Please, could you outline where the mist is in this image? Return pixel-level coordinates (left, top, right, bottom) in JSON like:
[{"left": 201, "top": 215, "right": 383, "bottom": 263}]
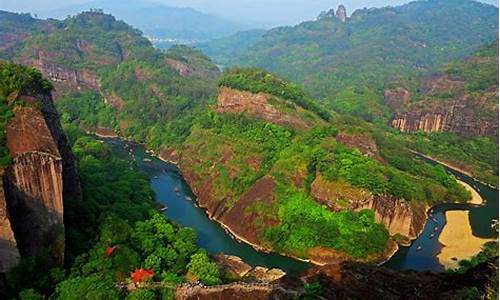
[{"left": 1, "top": 0, "right": 498, "bottom": 26}]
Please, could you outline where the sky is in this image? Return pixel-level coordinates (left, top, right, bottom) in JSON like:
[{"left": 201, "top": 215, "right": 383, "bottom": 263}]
[{"left": 0, "top": 0, "right": 498, "bottom": 26}]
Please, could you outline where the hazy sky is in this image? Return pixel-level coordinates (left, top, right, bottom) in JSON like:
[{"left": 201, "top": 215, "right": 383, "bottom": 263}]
[{"left": 1, "top": 0, "right": 498, "bottom": 25}]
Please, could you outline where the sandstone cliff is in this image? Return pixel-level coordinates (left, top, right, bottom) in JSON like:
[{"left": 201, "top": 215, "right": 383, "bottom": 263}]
[
  {"left": 390, "top": 92, "right": 499, "bottom": 137},
  {"left": 0, "top": 175, "right": 20, "bottom": 272},
  {"left": 388, "top": 51, "right": 499, "bottom": 137},
  {"left": 0, "top": 93, "right": 80, "bottom": 269},
  {"left": 217, "top": 87, "right": 323, "bottom": 130},
  {"left": 310, "top": 175, "right": 427, "bottom": 241}
]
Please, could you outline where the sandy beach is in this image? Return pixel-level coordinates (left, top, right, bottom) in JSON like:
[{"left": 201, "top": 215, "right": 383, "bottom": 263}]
[
  {"left": 457, "top": 180, "right": 483, "bottom": 205},
  {"left": 437, "top": 211, "right": 496, "bottom": 269}
]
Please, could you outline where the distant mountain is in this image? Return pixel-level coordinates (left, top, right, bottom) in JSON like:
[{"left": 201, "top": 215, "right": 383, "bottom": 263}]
[
  {"left": 197, "top": 29, "right": 266, "bottom": 66},
  {"left": 203, "top": 0, "right": 498, "bottom": 121},
  {"left": 39, "top": 0, "right": 251, "bottom": 44}
]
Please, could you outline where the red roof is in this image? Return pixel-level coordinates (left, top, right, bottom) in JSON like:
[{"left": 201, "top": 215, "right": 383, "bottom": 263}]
[{"left": 130, "top": 268, "right": 155, "bottom": 283}]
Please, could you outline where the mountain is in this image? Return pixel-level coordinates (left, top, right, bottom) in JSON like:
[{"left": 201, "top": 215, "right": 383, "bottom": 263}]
[
  {"left": 197, "top": 29, "right": 266, "bottom": 66},
  {"left": 0, "top": 10, "right": 221, "bottom": 142},
  {"left": 0, "top": 62, "right": 81, "bottom": 272},
  {"left": 39, "top": 0, "right": 251, "bottom": 45},
  {"left": 0, "top": 9, "right": 480, "bottom": 263},
  {"left": 390, "top": 41, "right": 499, "bottom": 137},
  {"left": 202, "top": 0, "right": 498, "bottom": 122}
]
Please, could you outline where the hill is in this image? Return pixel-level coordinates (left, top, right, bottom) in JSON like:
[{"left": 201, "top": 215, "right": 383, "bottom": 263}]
[
  {"left": 0, "top": 10, "right": 220, "bottom": 142},
  {"left": 39, "top": 0, "right": 251, "bottom": 45},
  {"left": 203, "top": 0, "right": 498, "bottom": 122}
]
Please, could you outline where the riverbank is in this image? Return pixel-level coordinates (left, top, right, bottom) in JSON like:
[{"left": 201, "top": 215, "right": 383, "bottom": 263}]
[
  {"left": 437, "top": 210, "right": 496, "bottom": 269},
  {"left": 411, "top": 151, "right": 498, "bottom": 190},
  {"left": 457, "top": 180, "right": 483, "bottom": 205}
]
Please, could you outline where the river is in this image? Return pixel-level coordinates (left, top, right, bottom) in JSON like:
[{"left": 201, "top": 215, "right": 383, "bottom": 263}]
[{"left": 104, "top": 138, "right": 498, "bottom": 274}]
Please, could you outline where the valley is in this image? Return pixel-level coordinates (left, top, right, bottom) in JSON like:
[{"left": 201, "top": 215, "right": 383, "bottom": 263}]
[{"left": 0, "top": 0, "right": 498, "bottom": 299}]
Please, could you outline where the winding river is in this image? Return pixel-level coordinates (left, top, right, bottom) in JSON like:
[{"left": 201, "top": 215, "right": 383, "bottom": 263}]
[{"left": 104, "top": 138, "right": 498, "bottom": 274}]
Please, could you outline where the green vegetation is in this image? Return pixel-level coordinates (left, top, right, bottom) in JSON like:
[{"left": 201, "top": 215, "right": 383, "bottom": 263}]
[
  {"left": 2, "top": 11, "right": 220, "bottom": 143},
  {"left": 0, "top": 62, "right": 53, "bottom": 167},
  {"left": 5, "top": 123, "right": 222, "bottom": 299},
  {"left": 204, "top": 0, "right": 498, "bottom": 121},
  {"left": 219, "top": 68, "right": 331, "bottom": 121},
  {"left": 264, "top": 194, "right": 388, "bottom": 258},
  {"left": 453, "top": 242, "right": 499, "bottom": 300},
  {"left": 58, "top": 91, "right": 118, "bottom": 131},
  {"left": 408, "top": 132, "right": 499, "bottom": 187}
]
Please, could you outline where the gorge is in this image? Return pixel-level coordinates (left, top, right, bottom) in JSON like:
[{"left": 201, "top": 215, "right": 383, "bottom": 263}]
[{"left": 105, "top": 136, "right": 498, "bottom": 273}]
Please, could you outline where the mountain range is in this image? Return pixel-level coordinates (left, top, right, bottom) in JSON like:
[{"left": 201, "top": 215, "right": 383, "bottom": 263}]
[{"left": 38, "top": 0, "right": 253, "bottom": 45}]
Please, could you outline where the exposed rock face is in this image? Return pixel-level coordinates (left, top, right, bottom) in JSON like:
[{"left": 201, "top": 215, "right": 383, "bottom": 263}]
[
  {"left": 0, "top": 94, "right": 80, "bottom": 266},
  {"left": 389, "top": 71, "right": 499, "bottom": 137},
  {"left": 213, "top": 254, "right": 286, "bottom": 282},
  {"left": 310, "top": 175, "right": 426, "bottom": 239},
  {"left": 336, "top": 5, "right": 348, "bottom": 22},
  {"left": 287, "top": 258, "right": 499, "bottom": 299},
  {"left": 391, "top": 94, "right": 499, "bottom": 136},
  {"left": 177, "top": 258, "right": 499, "bottom": 299},
  {"left": 336, "top": 133, "right": 382, "bottom": 161},
  {"left": 214, "top": 255, "right": 253, "bottom": 279},
  {"left": 0, "top": 176, "right": 20, "bottom": 272},
  {"left": 217, "top": 87, "right": 313, "bottom": 130},
  {"left": 31, "top": 59, "right": 100, "bottom": 95},
  {"left": 384, "top": 88, "right": 410, "bottom": 110}
]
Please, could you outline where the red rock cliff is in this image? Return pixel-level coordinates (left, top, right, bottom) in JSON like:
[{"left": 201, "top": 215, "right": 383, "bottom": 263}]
[{"left": 1, "top": 94, "right": 81, "bottom": 266}]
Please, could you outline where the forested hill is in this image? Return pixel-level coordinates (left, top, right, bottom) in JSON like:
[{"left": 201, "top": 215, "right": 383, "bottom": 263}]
[
  {"left": 203, "top": 0, "right": 498, "bottom": 121},
  {"left": 0, "top": 10, "right": 221, "bottom": 142}
]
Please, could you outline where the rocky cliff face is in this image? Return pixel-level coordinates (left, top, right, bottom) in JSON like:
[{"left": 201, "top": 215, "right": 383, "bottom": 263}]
[
  {"left": 310, "top": 175, "right": 426, "bottom": 240},
  {"left": 384, "top": 88, "right": 411, "bottom": 110},
  {"left": 0, "top": 175, "right": 20, "bottom": 272},
  {"left": 217, "top": 87, "right": 319, "bottom": 130},
  {"left": 391, "top": 92, "right": 499, "bottom": 136},
  {"left": 0, "top": 94, "right": 80, "bottom": 268},
  {"left": 336, "top": 5, "right": 348, "bottom": 22}
]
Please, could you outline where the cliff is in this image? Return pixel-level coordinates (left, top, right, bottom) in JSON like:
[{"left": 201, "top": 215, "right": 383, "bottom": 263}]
[
  {"left": 0, "top": 174, "right": 20, "bottom": 272},
  {"left": 310, "top": 175, "right": 427, "bottom": 241},
  {"left": 0, "top": 92, "right": 80, "bottom": 269},
  {"left": 389, "top": 44, "right": 499, "bottom": 137},
  {"left": 390, "top": 92, "right": 499, "bottom": 136},
  {"left": 217, "top": 87, "right": 322, "bottom": 130}
]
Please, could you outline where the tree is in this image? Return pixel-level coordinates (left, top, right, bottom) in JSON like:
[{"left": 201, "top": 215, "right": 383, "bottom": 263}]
[{"left": 187, "top": 251, "right": 221, "bottom": 286}]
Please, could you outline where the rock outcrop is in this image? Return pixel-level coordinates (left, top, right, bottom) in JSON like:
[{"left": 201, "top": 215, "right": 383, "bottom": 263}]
[
  {"left": 391, "top": 93, "right": 499, "bottom": 136},
  {"left": 384, "top": 88, "right": 411, "bottom": 110},
  {"left": 177, "top": 258, "right": 499, "bottom": 300},
  {"left": 0, "top": 175, "right": 20, "bottom": 272},
  {"left": 217, "top": 87, "right": 319, "bottom": 130},
  {"left": 310, "top": 175, "right": 426, "bottom": 240},
  {"left": 0, "top": 93, "right": 80, "bottom": 268},
  {"left": 214, "top": 254, "right": 286, "bottom": 283},
  {"left": 336, "top": 5, "right": 348, "bottom": 22}
]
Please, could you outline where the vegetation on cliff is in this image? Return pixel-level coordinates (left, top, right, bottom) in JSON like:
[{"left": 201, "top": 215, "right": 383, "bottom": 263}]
[
  {"left": 0, "top": 62, "right": 53, "bottom": 167},
  {"left": 1, "top": 10, "right": 220, "bottom": 143},
  {"left": 177, "top": 69, "right": 470, "bottom": 260},
  {"left": 203, "top": 0, "right": 498, "bottom": 121}
]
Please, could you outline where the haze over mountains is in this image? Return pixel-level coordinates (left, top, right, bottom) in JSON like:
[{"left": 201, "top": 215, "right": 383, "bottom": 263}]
[{"left": 35, "top": 0, "right": 252, "bottom": 45}]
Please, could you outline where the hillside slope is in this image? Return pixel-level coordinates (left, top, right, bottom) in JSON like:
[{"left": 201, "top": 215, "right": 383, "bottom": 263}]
[
  {"left": 204, "top": 0, "right": 498, "bottom": 122},
  {"left": 40, "top": 0, "right": 250, "bottom": 44},
  {"left": 0, "top": 10, "right": 220, "bottom": 142}
]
